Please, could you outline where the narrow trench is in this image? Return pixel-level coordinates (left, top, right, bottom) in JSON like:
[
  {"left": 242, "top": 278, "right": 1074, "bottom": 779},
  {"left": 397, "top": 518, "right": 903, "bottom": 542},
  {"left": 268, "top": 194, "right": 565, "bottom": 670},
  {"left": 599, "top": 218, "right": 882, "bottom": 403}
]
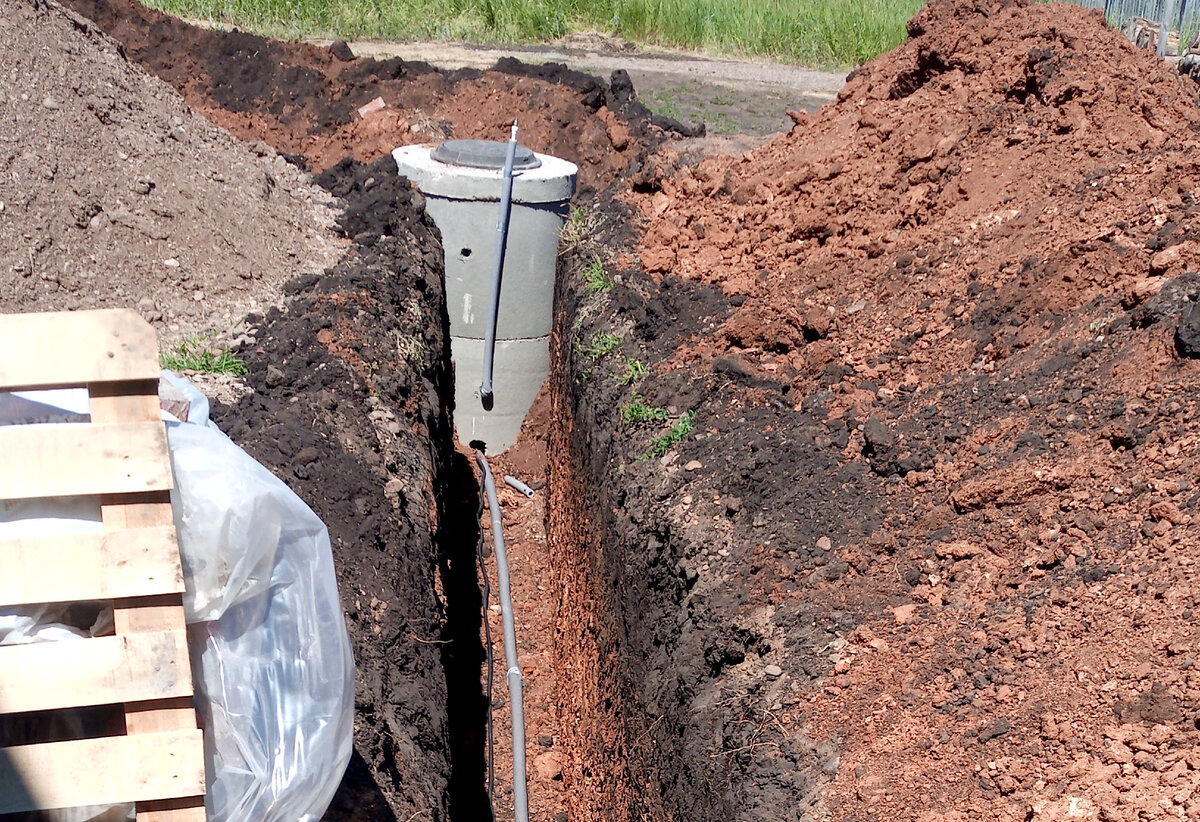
[
  {"left": 437, "top": 449, "right": 491, "bottom": 820},
  {"left": 435, "top": 241, "right": 600, "bottom": 822}
]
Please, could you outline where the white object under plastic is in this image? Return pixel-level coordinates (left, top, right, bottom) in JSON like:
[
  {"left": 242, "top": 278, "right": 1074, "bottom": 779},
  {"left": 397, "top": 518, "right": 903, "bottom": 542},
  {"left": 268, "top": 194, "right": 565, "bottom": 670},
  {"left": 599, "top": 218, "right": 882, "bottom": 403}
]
[{"left": 0, "top": 376, "right": 354, "bottom": 822}]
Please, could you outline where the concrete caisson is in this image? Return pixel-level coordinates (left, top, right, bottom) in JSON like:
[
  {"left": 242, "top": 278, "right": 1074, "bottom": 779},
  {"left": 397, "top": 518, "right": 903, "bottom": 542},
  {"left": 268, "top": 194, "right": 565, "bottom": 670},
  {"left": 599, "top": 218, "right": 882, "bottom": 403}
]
[{"left": 393, "top": 141, "right": 577, "bottom": 453}]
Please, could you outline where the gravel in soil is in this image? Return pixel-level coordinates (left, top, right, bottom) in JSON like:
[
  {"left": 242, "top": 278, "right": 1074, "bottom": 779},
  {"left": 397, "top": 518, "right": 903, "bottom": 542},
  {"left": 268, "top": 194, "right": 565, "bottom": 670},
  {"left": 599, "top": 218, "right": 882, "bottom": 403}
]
[
  {"left": 554, "top": 0, "right": 1200, "bottom": 820},
  {"left": 0, "top": 0, "right": 340, "bottom": 343}
]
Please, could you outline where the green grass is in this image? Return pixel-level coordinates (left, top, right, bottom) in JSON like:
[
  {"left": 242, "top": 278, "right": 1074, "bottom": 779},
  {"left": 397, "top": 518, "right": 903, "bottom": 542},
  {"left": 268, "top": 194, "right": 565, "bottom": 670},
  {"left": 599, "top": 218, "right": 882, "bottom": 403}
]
[
  {"left": 161, "top": 336, "right": 248, "bottom": 375},
  {"left": 621, "top": 396, "right": 669, "bottom": 424},
  {"left": 615, "top": 356, "right": 648, "bottom": 386},
  {"left": 581, "top": 330, "right": 621, "bottom": 360},
  {"left": 147, "top": 0, "right": 924, "bottom": 68},
  {"left": 642, "top": 410, "right": 696, "bottom": 459},
  {"left": 560, "top": 204, "right": 602, "bottom": 256},
  {"left": 584, "top": 255, "right": 614, "bottom": 295}
]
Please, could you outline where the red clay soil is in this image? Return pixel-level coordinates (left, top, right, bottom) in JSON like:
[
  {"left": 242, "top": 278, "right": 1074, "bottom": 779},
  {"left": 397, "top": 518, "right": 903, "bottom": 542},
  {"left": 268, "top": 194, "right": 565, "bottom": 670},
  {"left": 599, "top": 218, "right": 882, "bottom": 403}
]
[
  {"left": 65, "top": 0, "right": 652, "bottom": 191},
  {"left": 550, "top": 1, "right": 1200, "bottom": 821}
]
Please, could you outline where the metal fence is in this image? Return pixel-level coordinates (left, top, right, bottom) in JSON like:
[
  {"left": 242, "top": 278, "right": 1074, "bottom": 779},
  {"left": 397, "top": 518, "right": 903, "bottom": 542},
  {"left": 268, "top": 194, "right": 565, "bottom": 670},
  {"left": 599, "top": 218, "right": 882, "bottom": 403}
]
[{"left": 1070, "top": 0, "right": 1198, "bottom": 53}]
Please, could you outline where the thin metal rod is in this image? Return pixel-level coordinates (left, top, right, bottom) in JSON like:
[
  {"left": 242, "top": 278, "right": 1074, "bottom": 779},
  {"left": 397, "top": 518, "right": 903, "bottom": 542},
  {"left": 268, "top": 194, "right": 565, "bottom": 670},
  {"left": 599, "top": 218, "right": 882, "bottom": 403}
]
[
  {"left": 479, "top": 121, "right": 519, "bottom": 411},
  {"left": 475, "top": 451, "right": 529, "bottom": 822}
]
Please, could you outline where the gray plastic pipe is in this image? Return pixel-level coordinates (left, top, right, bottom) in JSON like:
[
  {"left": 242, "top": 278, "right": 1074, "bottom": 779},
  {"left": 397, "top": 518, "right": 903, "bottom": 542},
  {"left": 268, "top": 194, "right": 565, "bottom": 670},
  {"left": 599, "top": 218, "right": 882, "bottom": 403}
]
[
  {"left": 479, "top": 121, "right": 519, "bottom": 411},
  {"left": 475, "top": 451, "right": 529, "bottom": 822}
]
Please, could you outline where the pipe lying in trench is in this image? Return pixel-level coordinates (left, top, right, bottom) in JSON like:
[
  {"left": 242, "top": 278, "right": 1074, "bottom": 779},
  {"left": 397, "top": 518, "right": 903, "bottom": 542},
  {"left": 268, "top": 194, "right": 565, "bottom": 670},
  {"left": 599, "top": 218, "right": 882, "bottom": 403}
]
[
  {"left": 504, "top": 475, "right": 535, "bottom": 498},
  {"left": 478, "top": 120, "right": 519, "bottom": 411},
  {"left": 475, "top": 450, "right": 529, "bottom": 822}
]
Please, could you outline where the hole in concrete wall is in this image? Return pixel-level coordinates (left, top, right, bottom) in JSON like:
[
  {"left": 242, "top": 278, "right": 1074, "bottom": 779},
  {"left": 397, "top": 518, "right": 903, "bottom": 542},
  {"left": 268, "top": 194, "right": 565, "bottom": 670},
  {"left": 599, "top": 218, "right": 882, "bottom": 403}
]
[{"left": 460, "top": 247, "right": 472, "bottom": 258}]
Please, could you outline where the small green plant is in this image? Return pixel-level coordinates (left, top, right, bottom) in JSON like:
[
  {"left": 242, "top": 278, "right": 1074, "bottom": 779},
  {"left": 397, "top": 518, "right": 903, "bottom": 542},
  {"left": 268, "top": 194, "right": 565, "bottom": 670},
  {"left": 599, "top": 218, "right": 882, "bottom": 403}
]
[
  {"left": 581, "top": 331, "right": 621, "bottom": 361},
  {"left": 615, "top": 357, "right": 648, "bottom": 386},
  {"left": 584, "top": 255, "right": 614, "bottom": 295},
  {"left": 642, "top": 410, "right": 697, "bottom": 460},
  {"left": 621, "top": 396, "right": 669, "bottom": 424},
  {"left": 160, "top": 336, "right": 248, "bottom": 376},
  {"left": 395, "top": 332, "right": 425, "bottom": 367},
  {"left": 560, "top": 204, "right": 602, "bottom": 255}
]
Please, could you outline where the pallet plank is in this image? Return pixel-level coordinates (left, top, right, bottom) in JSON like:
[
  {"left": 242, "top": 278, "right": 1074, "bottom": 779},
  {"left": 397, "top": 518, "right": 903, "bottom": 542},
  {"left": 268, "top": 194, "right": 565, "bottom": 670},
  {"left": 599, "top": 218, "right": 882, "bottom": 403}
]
[
  {"left": 0, "top": 729, "right": 205, "bottom": 814},
  {"left": 0, "top": 630, "right": 192, "bottom": 715},
  {"left": 0, "top": 421, "right": 172, "bottom": 500},
  {"left": 0, "top": 525, "right": 184, "bottom": 607},
  {"left": 89, "top": 385, "right": 206, "bottom": 821},
  {"left": 0, "top": 310, "right": 159, "bottom": 391}
]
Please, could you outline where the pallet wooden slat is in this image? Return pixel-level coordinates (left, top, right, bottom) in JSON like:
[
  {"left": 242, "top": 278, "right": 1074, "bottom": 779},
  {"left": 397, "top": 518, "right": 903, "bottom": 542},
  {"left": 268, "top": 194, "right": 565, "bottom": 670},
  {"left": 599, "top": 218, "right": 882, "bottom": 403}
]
[
  {"left": 0, "top": 310, "right": 207, "bottom": 820},
  {"left": 0, "top": 420, "right": 173, "bottom": 500},
  {"left": 0, "top": 729, "right": 206, "bottom": 814},
  {"left": 90, "top": 375, "right": 206, "bottom": 821},
  {"left": 0, "top": 310, "right": 159, "bottom": 391},
  {"left": 0, "top": 525, "right": 184, "bottom": 607},
  {"left": 0, "top": 630, "right": 192, "bottom": 714}
]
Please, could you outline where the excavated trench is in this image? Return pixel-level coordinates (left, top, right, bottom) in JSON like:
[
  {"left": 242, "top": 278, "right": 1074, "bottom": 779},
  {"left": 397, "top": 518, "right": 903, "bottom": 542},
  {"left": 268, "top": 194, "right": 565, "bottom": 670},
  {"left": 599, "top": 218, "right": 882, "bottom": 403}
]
[{"left": 52, "top": 1, "right": 739, "bottom": 817}]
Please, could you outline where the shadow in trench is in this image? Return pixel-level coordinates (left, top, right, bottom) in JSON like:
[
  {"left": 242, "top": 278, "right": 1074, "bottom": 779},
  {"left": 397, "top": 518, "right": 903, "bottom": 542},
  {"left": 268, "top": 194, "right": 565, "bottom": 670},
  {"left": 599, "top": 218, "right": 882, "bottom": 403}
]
[
  {"left": 322, "top": 747, "right": 399, "bottom": 822},
  {"left": 438, "top": 449, "right": 492, "bottom": 821}
]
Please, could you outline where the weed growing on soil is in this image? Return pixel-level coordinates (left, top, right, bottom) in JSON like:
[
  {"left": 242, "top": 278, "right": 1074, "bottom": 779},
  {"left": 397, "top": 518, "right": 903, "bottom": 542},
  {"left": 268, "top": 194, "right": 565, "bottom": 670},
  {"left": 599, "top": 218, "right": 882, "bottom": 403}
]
[
  {"left": 621, "top": 396, "right": 669, "bottom": 424},
  {"left": 560, "top": 204, "right": 603, "bottom": 256},
  {"left": 394, "top": 332, "right": 425, "bottom": 366},
  {"left": 615, "top": 356, "right": 648, "bottom": 386},
  {"left": 642, "top": 410, "right": 696, "bottom": 459},
  {"left": 1089, "top": 313, "right": 1122, "bottom": 334},
  {"left": 581, "top": 331, "right": 621, "bottom": 361},
  {"left": 584, "top": 255, "right": 614, "bottom": 294},
  {"left": 160, "top": 336, "right": 248, "bottom": 375}
]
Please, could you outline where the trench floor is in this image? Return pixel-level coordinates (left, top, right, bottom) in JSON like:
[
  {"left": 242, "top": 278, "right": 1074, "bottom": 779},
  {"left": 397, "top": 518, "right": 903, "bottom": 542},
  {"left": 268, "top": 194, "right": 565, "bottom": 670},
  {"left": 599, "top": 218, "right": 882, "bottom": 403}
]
[{"left": 472, "top": 386, "right": 566, "bottom": 822}]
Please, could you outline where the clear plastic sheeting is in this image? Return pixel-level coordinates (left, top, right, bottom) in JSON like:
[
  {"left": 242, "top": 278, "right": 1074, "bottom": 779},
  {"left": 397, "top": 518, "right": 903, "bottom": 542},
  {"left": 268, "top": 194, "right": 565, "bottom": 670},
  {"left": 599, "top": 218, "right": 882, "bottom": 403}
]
[{"left": 0, "top": 376, "right": 355, "bottom": 822}]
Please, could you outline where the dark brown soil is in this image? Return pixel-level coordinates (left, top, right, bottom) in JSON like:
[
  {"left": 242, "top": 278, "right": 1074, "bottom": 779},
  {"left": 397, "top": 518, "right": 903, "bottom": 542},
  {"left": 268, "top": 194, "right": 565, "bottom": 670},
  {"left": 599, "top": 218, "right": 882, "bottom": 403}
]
[{"left": 208, "top": 155, "right": 470, "bottom": 822}]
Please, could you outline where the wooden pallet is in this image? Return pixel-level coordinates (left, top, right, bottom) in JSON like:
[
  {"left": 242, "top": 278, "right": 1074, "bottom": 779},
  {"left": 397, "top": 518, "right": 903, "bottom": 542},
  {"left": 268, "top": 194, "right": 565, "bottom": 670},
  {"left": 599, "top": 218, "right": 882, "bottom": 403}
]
[{"left": 0, "top": 310, "right": 206, "bottom": 820}]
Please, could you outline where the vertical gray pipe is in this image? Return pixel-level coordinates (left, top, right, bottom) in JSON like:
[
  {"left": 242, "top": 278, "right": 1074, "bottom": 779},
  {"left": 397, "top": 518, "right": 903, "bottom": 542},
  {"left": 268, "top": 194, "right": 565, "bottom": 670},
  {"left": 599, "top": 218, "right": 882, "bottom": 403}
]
[
  {"left": 475, "top": 451, "right": 529, "bottom": 822},
  {"left": 479, "top": 121, "right": 520, "bottom": 411}
]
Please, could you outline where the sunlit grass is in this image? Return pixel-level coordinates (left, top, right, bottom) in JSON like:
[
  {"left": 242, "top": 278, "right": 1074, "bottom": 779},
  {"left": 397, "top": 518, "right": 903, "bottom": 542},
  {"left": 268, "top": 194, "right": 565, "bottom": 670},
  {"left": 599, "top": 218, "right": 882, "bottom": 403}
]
[{"left": 147, "top": 0, "right": 926, "bottom": 68}]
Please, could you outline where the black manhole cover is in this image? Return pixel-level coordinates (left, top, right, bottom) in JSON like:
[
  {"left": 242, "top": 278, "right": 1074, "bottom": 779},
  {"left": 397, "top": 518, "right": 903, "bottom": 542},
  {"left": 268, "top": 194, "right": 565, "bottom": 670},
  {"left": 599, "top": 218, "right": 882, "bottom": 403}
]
[{"left": 431, "top": 139, "right": 542, "bottom": 170}]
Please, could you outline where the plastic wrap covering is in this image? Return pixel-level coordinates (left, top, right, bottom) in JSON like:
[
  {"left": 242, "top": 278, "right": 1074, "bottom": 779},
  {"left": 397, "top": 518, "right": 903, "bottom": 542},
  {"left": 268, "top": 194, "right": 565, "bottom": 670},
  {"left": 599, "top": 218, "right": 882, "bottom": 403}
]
[{"left": 0, "top": 377, "right": 355, "bottom": 822}]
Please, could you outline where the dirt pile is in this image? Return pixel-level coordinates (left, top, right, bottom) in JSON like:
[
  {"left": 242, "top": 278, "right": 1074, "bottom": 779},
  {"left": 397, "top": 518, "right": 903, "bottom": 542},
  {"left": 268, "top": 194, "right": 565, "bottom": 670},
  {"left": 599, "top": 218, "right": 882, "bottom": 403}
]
[
  {"left": 0, "top": 0, "right": 340, "bottom": 341},
  {"left": 66, "top": 0, "right": 668, "bottom": 190},
  {"left": 553, "top": 1, "right": 1200, "bottom": 820}
]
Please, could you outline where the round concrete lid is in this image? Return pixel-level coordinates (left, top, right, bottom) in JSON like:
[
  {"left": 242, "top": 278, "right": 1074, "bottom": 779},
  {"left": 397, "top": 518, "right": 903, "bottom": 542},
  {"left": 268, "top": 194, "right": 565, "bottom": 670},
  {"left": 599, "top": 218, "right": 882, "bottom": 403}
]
[
  {"left": 393, "top": 144, "right": 577, "bottom": 204},
  {"left": 431, "top": 139, "right": 543, "bottom": 171}
]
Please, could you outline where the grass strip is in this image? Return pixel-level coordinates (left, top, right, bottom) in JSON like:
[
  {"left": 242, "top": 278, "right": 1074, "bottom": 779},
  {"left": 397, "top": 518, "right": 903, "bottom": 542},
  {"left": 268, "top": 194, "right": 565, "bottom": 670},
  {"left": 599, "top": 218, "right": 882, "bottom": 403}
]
[{"left": 146, "top": 0, "right": 926, "bottom": 68}]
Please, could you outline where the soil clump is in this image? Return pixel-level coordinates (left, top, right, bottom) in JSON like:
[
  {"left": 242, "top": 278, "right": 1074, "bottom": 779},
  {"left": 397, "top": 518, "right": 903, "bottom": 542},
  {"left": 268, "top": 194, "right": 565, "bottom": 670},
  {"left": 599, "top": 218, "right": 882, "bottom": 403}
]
[
  {"left": 553, "top": 1, "right": 1200, "bottom": 820},
  {"left": 65, "top": 0, "right": 672, "bottom": 191},
  {"left": 0, "top": 0, "right": 340, "bottom": 342}
]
